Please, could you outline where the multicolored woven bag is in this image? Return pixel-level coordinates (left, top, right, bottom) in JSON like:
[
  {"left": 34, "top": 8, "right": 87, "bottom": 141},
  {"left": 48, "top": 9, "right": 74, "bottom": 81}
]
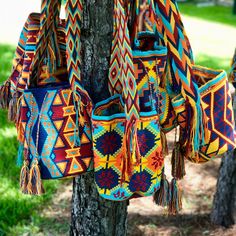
[
  {"left": 172, "top": 65, "right": 236, "bottom": 163},
  {"left": 1, "top": 0, "right": 93, "bottom": 194},
  {"left": 92, "top": 0, "right": 167, "bottom": 201}
]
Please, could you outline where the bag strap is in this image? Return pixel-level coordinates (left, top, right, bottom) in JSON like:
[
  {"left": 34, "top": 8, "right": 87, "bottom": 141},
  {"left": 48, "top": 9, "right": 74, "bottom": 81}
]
[
  {"left": 108, "top": 0, "right": 141, "bottom": 168},
  {"left": 65, "top": 0, "right": 92, "bottom": 114},
  {"left": 154, "top": 0, "right": 207, "bottom": 157},
  {"left": 30, "top": 0, "right": 62, "bottom": 87}
]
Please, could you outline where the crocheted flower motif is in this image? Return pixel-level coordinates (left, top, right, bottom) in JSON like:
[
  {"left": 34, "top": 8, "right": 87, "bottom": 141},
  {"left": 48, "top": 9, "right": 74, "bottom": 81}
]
[
  {"left": 129, "top": 171, "right": 152, "bottom": 192},
  {"left": 151, "top": 151, "right": 164, "bottom": 170},
  {"left": 96, "top": 130, "right": 122, "bottom": 155},
  {"left": 95, "top": 168, "right": 119, "bottom": 190},
  {"left": 137, "top": 129, "right": 155, "bottom": 156}
]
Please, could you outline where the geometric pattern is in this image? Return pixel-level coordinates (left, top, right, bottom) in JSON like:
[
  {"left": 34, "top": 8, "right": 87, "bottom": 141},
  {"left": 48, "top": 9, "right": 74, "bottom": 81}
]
[
  {"left": 9, "top": 6, "right": 67, "bottom": 93},
  {"left": 154, "top": 0, "right": 205, "bottom": 157},
  {"left": 65, "top": 0, "right": 92, "bottom": 112},
  {"left": 132, "top": 46, "right": 167, "bottom": 112},
  {"left": 18, "top": 85, "right": 93, "bottom": 179},
  {"left": 8, "top": 1, "right": 93, "bottom": 180},
  {"left": 108, "top": 0, "right": 140, "bottom": 131},
  {"left": 92, "top": 95, "right": 163, "bottom": 201},
  {"left": 132, "top": 45, "right": 176, "bottom": 133},
  {"left": 172, "top": 65, "right": 236, "bottom": 163}
]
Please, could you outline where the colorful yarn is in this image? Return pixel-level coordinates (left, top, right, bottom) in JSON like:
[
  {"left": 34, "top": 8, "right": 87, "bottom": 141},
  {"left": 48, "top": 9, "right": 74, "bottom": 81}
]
[
  {"left": 154, "top": 0, "right": 206, "bottom": 158},
  {"left": 172, "top": 65, "right": 236, "bottom": 162}
]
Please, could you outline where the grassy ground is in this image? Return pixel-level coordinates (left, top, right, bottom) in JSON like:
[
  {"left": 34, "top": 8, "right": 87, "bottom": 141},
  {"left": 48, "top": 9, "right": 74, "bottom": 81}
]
[
  {"left": 178, "top": 2, "right": 236, "bottom": 27},
  {"left": 0, "top": 45, "right": 60, "bottom": 236}
]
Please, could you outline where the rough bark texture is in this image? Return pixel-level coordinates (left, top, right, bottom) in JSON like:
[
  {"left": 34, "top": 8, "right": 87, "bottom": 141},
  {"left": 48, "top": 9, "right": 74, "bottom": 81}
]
[
  {"left": 70, "top": 0, "right": 128, "bottom": 235},
  {"left": 211, "top": 95, "right": 236, "bottom": 227}
]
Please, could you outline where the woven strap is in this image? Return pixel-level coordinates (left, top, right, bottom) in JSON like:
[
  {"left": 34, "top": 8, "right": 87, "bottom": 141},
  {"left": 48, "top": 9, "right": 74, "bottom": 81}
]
[
  {"left": 154, "top": 0, "right": 206, "bottom": 156},
  {"left": 65, "top": 0, "right": 92, "bottom": 111},
  {"left": 30, "top": 0, "right": 62, "bottom": 87},
  {"left": 109, "top": 0, "right": 140, "bottom": 119},
  {"left": 108, "top": 0, "right": 141, "bottom": 161}
]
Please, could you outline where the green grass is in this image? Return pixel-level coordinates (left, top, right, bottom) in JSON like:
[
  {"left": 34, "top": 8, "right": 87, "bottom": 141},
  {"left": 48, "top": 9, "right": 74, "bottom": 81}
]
[
  {"left": 195, "top": 54, "right": 231, "bottom": 72},
  {"left": 0, "top": 45, "right": 60, "bottom": 236},
  {"left": 178, "top": 2, "right": 236, "bottom": 27}
]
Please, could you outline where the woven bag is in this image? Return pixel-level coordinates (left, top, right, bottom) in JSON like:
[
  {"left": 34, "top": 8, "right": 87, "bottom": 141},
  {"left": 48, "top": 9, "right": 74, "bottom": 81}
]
[
  {"left": 91, "top": 0, "right": 167, "bottom": 201},
  {"left": 1, "top": 0, "right": 93, "bottom": 194},
  {"left": 172, "top": 65, "right": 236, "bottom": 163}
]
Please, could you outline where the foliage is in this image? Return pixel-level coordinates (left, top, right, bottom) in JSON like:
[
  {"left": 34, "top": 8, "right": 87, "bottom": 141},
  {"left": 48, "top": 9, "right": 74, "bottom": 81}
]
[
  {"left": 178, "top": 2, "right": 236, "bottom": 27},
  {"left": 0, "top": 45, "right": 59, "bottom": 236}
]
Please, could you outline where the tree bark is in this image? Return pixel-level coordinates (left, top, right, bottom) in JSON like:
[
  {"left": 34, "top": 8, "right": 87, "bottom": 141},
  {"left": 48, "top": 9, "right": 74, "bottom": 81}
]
[
  {"left": 211, "top": 95, "right": 236, "bottom": 228},
  {"left": 70, "top": 0, "right": 128, "bottom": 235}
]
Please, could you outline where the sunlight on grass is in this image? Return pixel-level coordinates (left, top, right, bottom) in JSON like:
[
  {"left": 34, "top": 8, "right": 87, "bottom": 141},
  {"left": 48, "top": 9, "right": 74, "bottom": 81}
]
[
  {"left": 178, "top": 3, "right": 236, "bottom": 27},
  {"left": 195, "top": 54, "right": 231, "bottom": 72},
  {"left": 0, "top": 44, "right": 60, "bottom": 236},
  {"left": 0, "top": 127, "right": 16, "bottom": 138}
]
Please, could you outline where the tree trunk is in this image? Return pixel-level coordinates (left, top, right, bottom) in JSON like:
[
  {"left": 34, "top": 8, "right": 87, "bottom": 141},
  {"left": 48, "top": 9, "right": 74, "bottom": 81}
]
[
  {"left": 211, "top": 151, "right": 236, "bottom": 227},
  {"left": 233, "top": 0, "right": 236, "bottom": 15},
  {"left": 70, "top": 0, "right": 128, "bottom": 235},
  {"left": 211, "top": 95, "right": 236, "bottom": 227}
]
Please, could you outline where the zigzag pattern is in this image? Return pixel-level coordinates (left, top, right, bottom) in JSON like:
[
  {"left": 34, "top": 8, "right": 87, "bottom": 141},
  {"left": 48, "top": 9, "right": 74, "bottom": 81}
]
[
  {"left": 19, "top": 86, "right": 92, "bottom": 179},
  {"left": 154, "top": 0, "right": 204, "bottom": 155},
  {"left": 9, "top": 13, "right": 67, "bottom": 92},
  {"left": 109, "top": 0, "right": 140, "bottom": 123},
  {"left": 30, "top": 0, "right": 63, "bottom": 86},
  {"left": 65, "top": 0, "right": 91, "bottom": 106},
  {"left": 172, "top": 66, "right": 236, "bottom": 163}
]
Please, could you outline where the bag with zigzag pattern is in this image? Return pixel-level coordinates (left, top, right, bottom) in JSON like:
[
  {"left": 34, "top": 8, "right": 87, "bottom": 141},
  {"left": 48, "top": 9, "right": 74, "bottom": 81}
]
[
  {"left": 91, "top": 0, "right": 168, "bottom": 201},
  {"left": 172, "top": 65, "right": 236, "bottom": 163},
  {"left": 0, "top": 0, "right": 93, "bottom": 195}
]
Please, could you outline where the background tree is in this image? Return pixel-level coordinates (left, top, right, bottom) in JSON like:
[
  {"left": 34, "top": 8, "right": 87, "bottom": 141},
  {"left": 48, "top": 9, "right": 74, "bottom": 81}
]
[
  {"left": 211, "top": 150, "right": 236, "bottom": 227},
  {"left": 211, "top": 92, "right": 236, "bottom": 227},
  {"left": 69, "top": 0, "right": 128, "bottom": 235},
  {"left": 233, "top": 0, "right": 236, "bottom": 15}
]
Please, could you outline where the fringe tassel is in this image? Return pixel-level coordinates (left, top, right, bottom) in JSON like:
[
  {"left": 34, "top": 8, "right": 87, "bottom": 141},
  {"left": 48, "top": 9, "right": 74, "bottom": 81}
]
[
  {"left": 20, "top": 161, "right": 29, "bottom": 194},
  {"left": 154, "top": 174, "right": 169, "bottom": 207},
  {"left": 171, "top": 142, "right": 186, "bottom": 180},
  {"left": 27, "top": 159, "right": 45, "bottom": 195},
  {"left": 0, "top": 80, "right": 12, "bottom": 109},
  {"left": 168, "top": 178, "right": 182, "bottom": 215},
  {"left": 160, "top": 130, "right": 168, "bottom": 157}
]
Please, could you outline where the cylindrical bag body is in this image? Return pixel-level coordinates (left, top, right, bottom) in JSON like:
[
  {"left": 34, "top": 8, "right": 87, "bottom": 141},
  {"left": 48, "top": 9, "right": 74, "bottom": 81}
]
[
  {"left": 92, "top": 94, "right": 164, "bottom": 200},
  {"left": 92, "top": 0, "right": 167, "bottom": 200},
  {"left": 172, "top": 65, "right": 236, "bottom": 162},
  {"left": 19, "top": 83, "right": 92, "bottom": 179},
  {"left": 15, "top": 0, "right": 93, "bottom": 185}
]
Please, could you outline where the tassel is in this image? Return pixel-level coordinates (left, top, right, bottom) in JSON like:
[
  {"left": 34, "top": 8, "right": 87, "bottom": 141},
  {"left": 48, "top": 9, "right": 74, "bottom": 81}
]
[
  {"left": 17, "top": 143, "right": 24, "bottom": 166},
  {"left": 160, "top": 130, "right": 168, "bottom": 157},
  {"left": 0, "top": 80, "right": 12, "bottom": 109},
  {"left": 171, "top": 142, "right": 186, "bottom": 180},
  {"left": 168, "top": 178, "right": 182, "bottom": 215},
  {"left": 20, "top": 161, "right": 29, "bottom": 194},
  {"left": 27, "top": 159, "right": 45, "bottom": 195},
  {"left": 153, "top": 174, "right": 169, "bottom": 207}
]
